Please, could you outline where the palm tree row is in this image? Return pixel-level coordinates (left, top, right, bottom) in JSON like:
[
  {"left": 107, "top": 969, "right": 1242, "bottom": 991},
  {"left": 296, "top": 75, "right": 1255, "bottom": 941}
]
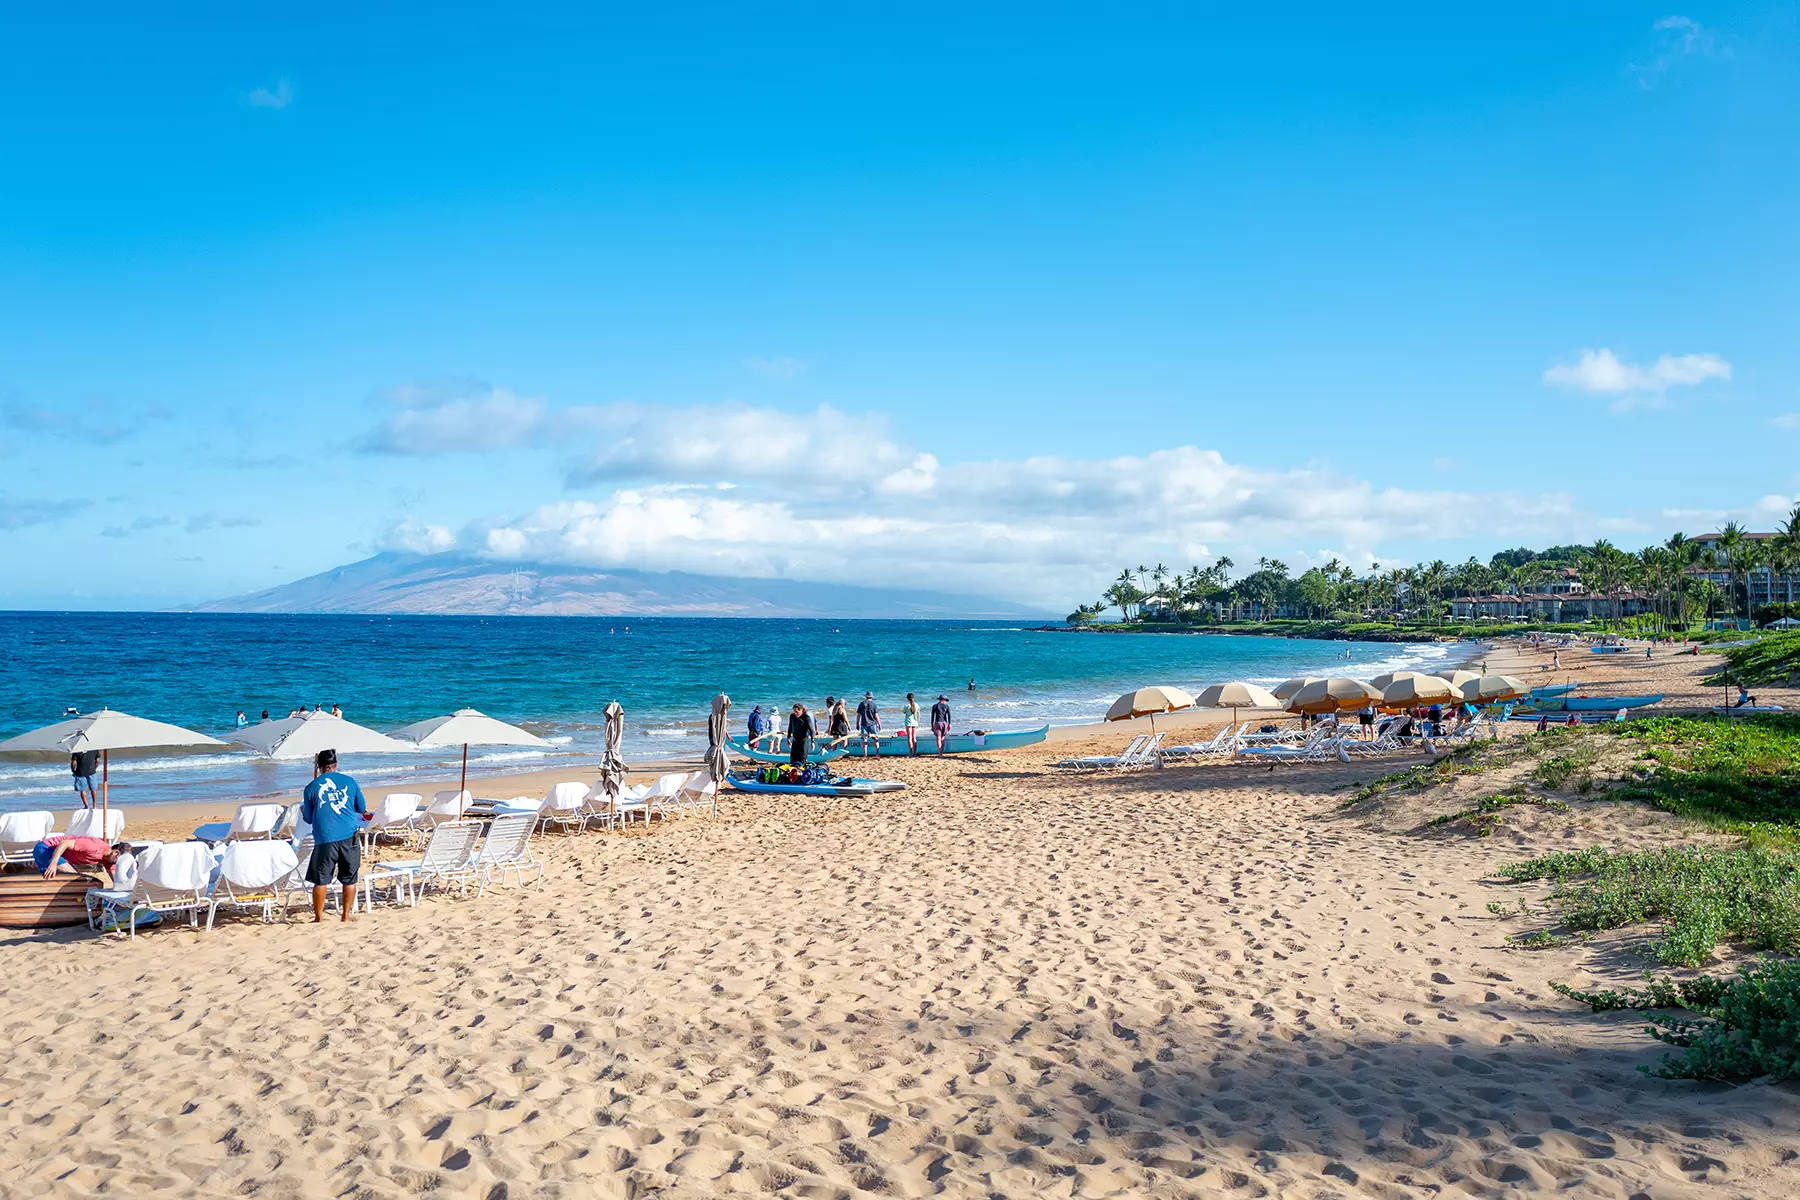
[{"left": 1071, "top": 504, "right": 1800, "bottom": 630}]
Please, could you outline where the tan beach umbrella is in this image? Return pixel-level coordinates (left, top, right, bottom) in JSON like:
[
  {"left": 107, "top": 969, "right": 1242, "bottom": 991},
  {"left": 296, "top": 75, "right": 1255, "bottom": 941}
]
[
  {"left": 1195, "top": 682, "right": 1281, "bottom": 729},
  {"left": 1105, "top": 685, "right": 1195, "bottom": 728},
  {"left": 231, "top": 710, "right": 413, "bottom": 761},
  {"left": 1381, "top": 675, "right": 1458, "bottom": 707},
  {"left": 0, "top": 708, "right": 229, "bottom": 813},
  {"left": 390, "top": 708, "right": 552, "bottom": 795},
  {"left": 1460, "top": 674, "right": 1530, "bottom": 703},
  {"left": 1369, "top": 670, "right": 1424, "bottom": 691},
  {"left": 1437, "top": 669, "right": 1481, "bottom": 690},
  {"left": 1271, "top": 677, "right": 1320, "bottom": 701},
  {"left": 1287, "top": 678, "right": 1382, "bottom": 715}
]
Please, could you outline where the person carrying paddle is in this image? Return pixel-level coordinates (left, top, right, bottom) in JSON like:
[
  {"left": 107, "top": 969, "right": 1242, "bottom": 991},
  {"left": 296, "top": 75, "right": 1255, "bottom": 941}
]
[{"left": 300, "top": 748, "right": 370, "bottom": 923}]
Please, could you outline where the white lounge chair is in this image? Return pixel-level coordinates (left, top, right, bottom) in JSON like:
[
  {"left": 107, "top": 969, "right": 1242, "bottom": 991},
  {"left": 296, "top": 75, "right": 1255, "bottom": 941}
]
[
  {"left": 379, "top": 821, "right": 484, "bottom": 902},
  {"left": 1066, "top": 731, "right": 1164, "bottom": 771},
  {"left": 205, "top": 840, "right": 301, "bottom": 929},
  {"left": 536, "top": 782, "right": 588, "bottom": 833},
  {"left": 582, "top": 781, "right": 649, "bottom": 830},
  {"left": 1238, "top": 732, "right": 1351, "bottom": 765},
  {"left": 647, "top": 772, "right": 691, "bottom": 820},
  {"left": 362, "top": 792, "right": 423, "bottom": 847},
  {"left": 65, "top": 808, "right": 125, "bottom": 840},
  {"left": 1161, "top": 723, "right": 1238, "bottom": 760},
  {"left": 192, "top": 802, "right": 288, "bottom": 845},
  {"left": 1055, "top": 733, "right": 1150, "bottom": 771},
  {"left": 673, "top": 769, "right": 720, "bottom": 818},
  {"left": 89, "top": 841, "right": 216, "bottom": 938},
  {"left": 472, "top": 814, "right": 541, "bottom": 895},
  {"left": 408, "top": 790, "right": 471, "bottom": 844},
  {"left": 0, "top": 811, "right": 55, "bottom": 865}
]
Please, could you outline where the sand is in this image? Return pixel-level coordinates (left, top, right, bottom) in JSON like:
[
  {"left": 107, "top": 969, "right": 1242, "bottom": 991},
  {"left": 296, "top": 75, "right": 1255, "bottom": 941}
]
[{"left": 2, "top": 636, "right": 1797, "bottom": 1198}]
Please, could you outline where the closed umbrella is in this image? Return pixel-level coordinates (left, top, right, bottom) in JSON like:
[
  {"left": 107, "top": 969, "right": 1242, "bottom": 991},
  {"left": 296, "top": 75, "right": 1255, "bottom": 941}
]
[
  {"left": 1287, "top": 678, "right": 1382, "bottom": 715},
  {"left": 1272, "top": 677, "right": 1320, "bottom": 701},
  {"left": 232, "top": 711, "right": 413, "bottom": 761},
  {"left": 1381, "top": 675, "right": 1458, "bottom": 707},
  {"left": 596, "top": 701, "right": 628, "bottom": 822},
  {"left": 390, "top": 708, "right": 551, "bottom": 796},
  {"left": 1194, "top": 681, "right": 1281, "bottom": 730},
  {"left": 1105, "top": 685, "right": 1195, "bottom": 729},
  {"left": 1460, "top": 674, "right": 1530, "bottom": 704},
  {"left": 0, "top": 708, "right": 229, "bottom": 814},
  {"left": 706, "top": 693, "right": 731, "bottom": 784}
]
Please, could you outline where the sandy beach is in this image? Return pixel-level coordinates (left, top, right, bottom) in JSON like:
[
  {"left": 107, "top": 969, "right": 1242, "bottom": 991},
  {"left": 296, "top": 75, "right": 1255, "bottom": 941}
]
[{"left": 3, "top": 637, "right": 1797, "bottom": 1197}]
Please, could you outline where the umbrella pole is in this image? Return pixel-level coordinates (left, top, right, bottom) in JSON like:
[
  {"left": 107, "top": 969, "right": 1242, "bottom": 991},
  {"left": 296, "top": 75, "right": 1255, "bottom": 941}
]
[{"left": 460, "top": 743, "right": 469, "bottom": 796}]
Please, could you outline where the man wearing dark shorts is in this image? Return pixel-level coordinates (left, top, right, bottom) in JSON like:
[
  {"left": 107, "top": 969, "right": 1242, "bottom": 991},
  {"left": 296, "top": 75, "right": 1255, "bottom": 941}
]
[
  {"left": 71, "top": 749, "right": 100, "bottom": 808},
  {"left": 300, "top": 748, "right": 369, "bottom": 922}
]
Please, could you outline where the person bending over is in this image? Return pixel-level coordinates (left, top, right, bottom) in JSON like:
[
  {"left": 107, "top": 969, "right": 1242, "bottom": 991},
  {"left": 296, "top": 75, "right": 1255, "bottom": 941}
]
[
  {"left": 300, "top": 748, "right": 370, "bottom": 923},
  {"left": 37, "top": 835, "right": 127, "bottom": 886}
]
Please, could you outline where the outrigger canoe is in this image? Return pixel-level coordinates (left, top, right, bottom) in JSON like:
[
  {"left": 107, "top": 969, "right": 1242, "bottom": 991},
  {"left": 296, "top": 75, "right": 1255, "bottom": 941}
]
[
  {"left": 1529, "top": 694, "right": 1663, "bottom": 713},
  {"left": 726, "top": 738, "right": 848, "bottom": 764},
  {"left": 835, "top": 724, "right": 1051, "bottom": 758},
  {"left": 1530, "top": 683, "right": 1577, "bottom": 698},
  {"left": 726, "top": 773, "right": 906, "bottom": 798}
]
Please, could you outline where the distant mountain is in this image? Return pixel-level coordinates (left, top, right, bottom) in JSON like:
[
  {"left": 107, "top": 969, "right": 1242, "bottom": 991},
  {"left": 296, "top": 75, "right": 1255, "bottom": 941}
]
[{"left": 194, "top": 553, "right": 1049, "bottom": 620}]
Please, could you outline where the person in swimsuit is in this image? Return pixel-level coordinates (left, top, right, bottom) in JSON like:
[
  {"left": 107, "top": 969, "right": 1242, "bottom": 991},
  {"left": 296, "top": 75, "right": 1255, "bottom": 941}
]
[
  {"left": 826, "top": 697, "right": 850, "bottom": 748},
  {"left": 902, "top": 693, "right": 920, "bottom": 755}
]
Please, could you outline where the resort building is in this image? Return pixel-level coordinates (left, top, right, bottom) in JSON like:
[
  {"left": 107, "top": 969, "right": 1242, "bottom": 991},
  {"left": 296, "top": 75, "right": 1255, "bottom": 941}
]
[{"left": 1687, "top": 531, "right": 1800, "bottom": 609}]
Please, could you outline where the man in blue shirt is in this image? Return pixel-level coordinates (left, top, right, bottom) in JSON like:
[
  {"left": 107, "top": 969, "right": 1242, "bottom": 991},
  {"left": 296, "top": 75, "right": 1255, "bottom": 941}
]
[{"left": 300, "top": 748, "right": 369, "bottom": 922}]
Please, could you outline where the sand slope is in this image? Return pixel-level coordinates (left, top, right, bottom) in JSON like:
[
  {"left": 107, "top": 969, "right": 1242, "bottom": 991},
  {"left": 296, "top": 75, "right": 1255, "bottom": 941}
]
[{"left": 3, "top": 640, "right": 1797, "bottom": 1197}]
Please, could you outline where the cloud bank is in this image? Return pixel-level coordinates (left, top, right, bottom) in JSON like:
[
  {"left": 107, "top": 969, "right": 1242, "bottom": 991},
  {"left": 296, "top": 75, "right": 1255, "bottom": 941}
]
[
  {"left": 363, "top": 390, "right": 1590, "bottom": 604},
  {"left": 1542, "top": 347, "right": 1730, "bottom": 412}
]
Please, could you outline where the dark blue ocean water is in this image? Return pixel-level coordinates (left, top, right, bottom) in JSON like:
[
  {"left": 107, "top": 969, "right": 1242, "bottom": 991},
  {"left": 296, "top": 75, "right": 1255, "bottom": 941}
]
[{"left": 0, "top": 612, "right": 1462, "bottom": 809}]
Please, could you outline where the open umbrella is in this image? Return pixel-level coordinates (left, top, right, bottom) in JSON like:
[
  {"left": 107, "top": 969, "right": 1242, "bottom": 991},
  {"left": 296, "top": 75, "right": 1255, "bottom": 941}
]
[
  {"left": 1105, "top": 685, "right": 1195, "bottom": 729},
  {"left": 1437, "top": 669, "right": 1481, "bottom": 690},
  {"left": 1460, "top": 674, "right": 1530, "bottom": 704},
  {"left": 1287, "top": 678, "right": 1382, "bottom": 715},
  {"left": 1272, "top": 677, "right": 1321, "bottom": 701},
  {"left": 0, "top": 708, "right": 229, "bottom": 813},
  {"left": 390, "top": 708, "right": 551, "bottom": 795},
  {"left": 1194, "top": 681, "right": 1281, "bottom": 730},
  {"left": 232, "top": 710, "right": 413, "bottom": 761},
  {"left": 1369, "top": 670, "right": 1425, "bottom": 691},
  {"left": 706, "top": 693, "right": 731, "bottom": 784},
  {"left": 1381, "top": 675, "right": 1458, "bottom": 707}
]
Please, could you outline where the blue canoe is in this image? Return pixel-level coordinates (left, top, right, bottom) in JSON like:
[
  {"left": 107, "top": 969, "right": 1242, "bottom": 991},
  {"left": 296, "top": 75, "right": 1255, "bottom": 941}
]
[
  {"left": 1590, "top": 645, "right": 1627, "bottom": 654},
  {"left": 1530, "top": 683, "right": 1578, "bottom": 698},
  {"left": 1527, "top": 694, "right": 1663, "bottom": 713},
  {"left": 727, "top": 738, "right": 848, "bottom": 764},
  {"left": 835, "top": 724, "right": 1051, "bottom": 758},
  {"left": 726, "top": 774, "right": 906, "bottom": 797}
]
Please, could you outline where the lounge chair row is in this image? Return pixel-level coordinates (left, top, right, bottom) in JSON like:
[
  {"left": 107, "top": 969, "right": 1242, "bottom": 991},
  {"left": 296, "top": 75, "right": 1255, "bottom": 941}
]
[{"left": 85, "top": 814, "right": 543, "bottom": 938}]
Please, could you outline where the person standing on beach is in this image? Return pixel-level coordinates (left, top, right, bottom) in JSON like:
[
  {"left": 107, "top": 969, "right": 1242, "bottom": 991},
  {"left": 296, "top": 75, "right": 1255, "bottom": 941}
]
[
  {"left": 746, "top": 704, "right": 768, "bottom": 749},
  {"left": 856, "top": 692, "right": 881, "bottom": 754},
  {"left": 825, "top": 696, "right": 850, "bottom": 749},
  {"left": 70, "top": 749, "right": 100, "bottom": 809},
  {"left": 786, "top": 703, "right": 814, "bottom": 764},
  {"left": 902, "top": 693, "right": 920, "bottom": 754},
  {"left": 930, "top": 694, "right": 952, "bottom": 753},
  {"left": 300, "top": 748, "right": 369, "bottom": 923}
]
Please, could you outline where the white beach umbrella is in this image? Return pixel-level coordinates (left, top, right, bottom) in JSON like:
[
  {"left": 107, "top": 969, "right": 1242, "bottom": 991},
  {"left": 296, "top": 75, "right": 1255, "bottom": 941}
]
[
  {"left": 1105, "top": 685, "right": 1195, "bottom": 729},
  {"left": 390, "top": 708, "right": 551, "bottom": 794},
  {"left": 0, "top": 708, "right": 229, "bottom": 812},
  {"left": 1194, "top": 681, "right": 1281, "bottom": 729},
  {"left": 231, "top": 710, "right": 413, "bottom": 761}
]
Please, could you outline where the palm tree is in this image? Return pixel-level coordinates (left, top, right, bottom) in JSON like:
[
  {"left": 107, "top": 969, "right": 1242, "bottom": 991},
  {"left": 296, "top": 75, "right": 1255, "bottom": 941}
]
[
  {"left": 1715, "top": 521, "right": 1745, "bottom": 618},
  {"left": 1740, "top": 537, "right": 1769, "bottom": 619},
  {"left": 1779, "top": 504, "right": 1800, "bottom": 608}
]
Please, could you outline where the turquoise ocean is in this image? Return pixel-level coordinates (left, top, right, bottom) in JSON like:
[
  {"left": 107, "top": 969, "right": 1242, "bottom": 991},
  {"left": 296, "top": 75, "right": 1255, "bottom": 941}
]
[{"left": 0, "top": 613, "right": 1466, "bottom": 810}]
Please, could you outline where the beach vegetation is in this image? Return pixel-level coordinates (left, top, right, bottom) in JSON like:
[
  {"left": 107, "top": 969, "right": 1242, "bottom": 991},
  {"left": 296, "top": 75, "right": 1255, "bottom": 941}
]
[
  {"left": 1555, "top": 961, "right": 1800, "bottom": 1081},
  {"left": 1709, "top": 631, "right": 1800, "bottom": 689},
  {"left": 1428, "top": 792, "right": 1568, "bottom": 836},
  {"left": 1495, "top": 845, "right": 1800, "bottom": 966}
]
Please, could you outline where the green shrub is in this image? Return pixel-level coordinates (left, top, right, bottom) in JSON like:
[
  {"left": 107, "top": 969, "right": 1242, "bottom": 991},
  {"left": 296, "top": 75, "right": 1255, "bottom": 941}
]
[
  {"left": 1641, "top": 959, "right": 1800, "bottom": 1080},
  {"left": 1497, "top": 845, "right": 1800, "bottom": 966},
  {"left": 1613, "top": 715, "right": 1800, "bottom": 837},
  {"left": 1709, "top": 631, "right": 1800, "bottom": 687}
]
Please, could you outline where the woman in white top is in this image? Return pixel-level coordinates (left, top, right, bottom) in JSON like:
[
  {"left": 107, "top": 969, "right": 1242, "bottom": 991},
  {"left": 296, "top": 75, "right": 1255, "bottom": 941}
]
[{"left": 902, "top": 693, "right": 920, "bottom": 755}]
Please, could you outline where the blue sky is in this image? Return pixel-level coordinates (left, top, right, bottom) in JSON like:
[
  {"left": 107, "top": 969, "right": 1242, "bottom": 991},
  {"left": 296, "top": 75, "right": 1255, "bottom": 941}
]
[{"left": 1, "top": 4, "right": 1796, "bottom": 609}]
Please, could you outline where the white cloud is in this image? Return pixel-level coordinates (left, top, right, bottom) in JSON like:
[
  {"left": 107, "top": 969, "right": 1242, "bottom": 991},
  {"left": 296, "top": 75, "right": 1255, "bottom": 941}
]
[
  {"left": 247, "top": 79, "right": 294, "bottom": 110},
  {"left": 1542, "top": 348, "right": 1730, "bottom": 412},
  {"left": 1771, "top": 413, "right": 1799, "bottom": 431},
  {"left": 744, "top": 357, "right": 809, "bottom": 380},
  {"left": 1633, "top": 17, "right": 1721, "bottom": 86},
  {"left": 0, "top": 493, "right": 90, "bottom": 530},
  {"left": 360, "top": 386, "right": 548, "bottom": 454},
  {"left": 377, "top": 517, "right": 457, "bottom": 554}
]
